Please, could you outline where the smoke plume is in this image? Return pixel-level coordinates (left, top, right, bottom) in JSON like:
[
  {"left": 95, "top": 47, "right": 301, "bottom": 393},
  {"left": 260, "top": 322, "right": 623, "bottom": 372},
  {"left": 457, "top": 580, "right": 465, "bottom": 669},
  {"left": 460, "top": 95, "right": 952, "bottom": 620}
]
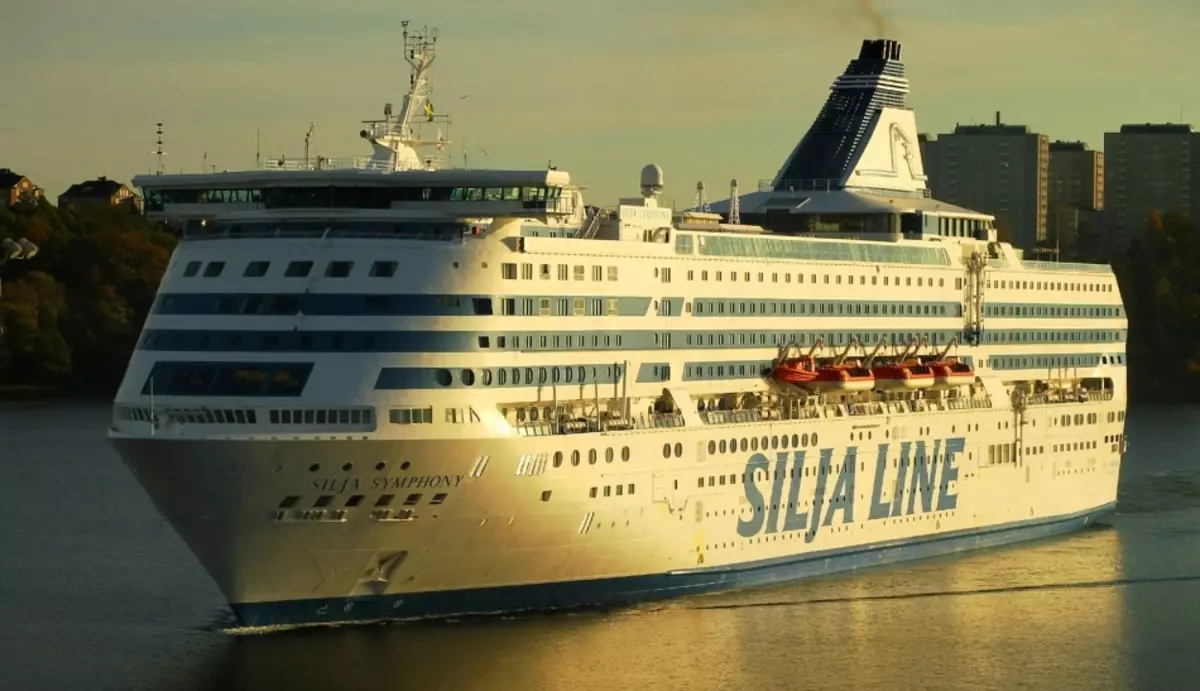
[{"left": 857, "top": 0, "right": 887, "bottom": 36}]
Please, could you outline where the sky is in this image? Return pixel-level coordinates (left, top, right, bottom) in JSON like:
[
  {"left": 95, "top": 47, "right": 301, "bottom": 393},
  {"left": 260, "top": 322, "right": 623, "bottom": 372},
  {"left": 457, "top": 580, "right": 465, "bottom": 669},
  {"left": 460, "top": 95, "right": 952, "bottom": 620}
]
[{"left": 1, "top": 0, "right": 1198, "bottom": 205}]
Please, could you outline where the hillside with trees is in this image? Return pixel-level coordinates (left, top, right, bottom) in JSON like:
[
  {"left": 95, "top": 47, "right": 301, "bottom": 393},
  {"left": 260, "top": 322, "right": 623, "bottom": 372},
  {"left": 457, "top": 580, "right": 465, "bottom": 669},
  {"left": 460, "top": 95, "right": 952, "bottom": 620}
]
[
  {"left": 0, "top": 202, "right": 1197, "bottom": 403},
  {"left": 0, "top": 201, "right": 175, "bottom": 398}
]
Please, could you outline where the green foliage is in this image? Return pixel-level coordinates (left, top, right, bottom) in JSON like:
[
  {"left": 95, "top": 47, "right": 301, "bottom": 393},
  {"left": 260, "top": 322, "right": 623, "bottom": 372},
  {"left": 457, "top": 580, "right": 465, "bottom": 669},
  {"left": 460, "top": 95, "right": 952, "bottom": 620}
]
[
  {"left": 1113, "top": 210, "right": 1200, "bottom": 403},
  {"left": 0, "top": 201, "right": 176, "bottom": 398}
]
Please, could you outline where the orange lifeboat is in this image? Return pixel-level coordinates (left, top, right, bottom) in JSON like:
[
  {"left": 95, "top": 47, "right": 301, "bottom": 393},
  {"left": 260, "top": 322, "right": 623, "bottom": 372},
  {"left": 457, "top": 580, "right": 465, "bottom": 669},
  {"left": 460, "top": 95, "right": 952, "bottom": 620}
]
[
  {"left": 773, "top": 358, "right": 875, "bottom": 392},
  {"left": 928, "top": 360, "right": 974, "bottom": 389},
  {"left": 871, "top": 361, "right": 935, "bottom": 391},
  {"left": 772, "top": 356, "right": 818, "bottom": 386}
]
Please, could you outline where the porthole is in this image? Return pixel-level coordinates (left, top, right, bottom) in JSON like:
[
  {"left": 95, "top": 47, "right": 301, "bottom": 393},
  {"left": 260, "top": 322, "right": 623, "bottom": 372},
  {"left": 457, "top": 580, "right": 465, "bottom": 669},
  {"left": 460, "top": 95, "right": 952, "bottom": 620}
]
[
  {"left": 771, "top": 436, "right": 779, "bottom": 450},
  {"left": 621, "top": 446, "right": 630, "bottom": 462},
  {"left": 374, "top": 462, "right": 386, "bottom": 472},
  {"left": 553, "top": 451, "right": 563, "bottom": 468},
  {"left": 781, "top": 435, "right": 790, "bottom": 449},
  {"left": 811, "top": 433, "right": 819, "bottom": 446},
  {"left": 435, "top": 369, "right": 453, "bottom": 387},
  {"left": 481, "top": 369, "right": 493, "bottom": 386},
  {"left": 461, "top": 369, "right": 475, "bottom": 386},
  {"left": 720, "top": 440, "right": 728, "bottom": 453},
  {"left": 674, "top": 442, "right": 683, "bottom": 458},
  {"left": 605, "top": 448, "right": 614, "bottom": 463},
  {"left": 802, "top": 433, "right": 809, "bottom": 447},
  {"left": 791, "top": 434, "right": 799, "bottom": 447},
  {"left": 751, "top": 437, "right": 759, "bottom": 451},
  {"left": 760, "top": 436, "right": 768, "bottom": 449},
  {"left": 342, "top": 463, "right": 353, "bottom": 472},
  {"left": 571, "top": 450, "right": 581, "bottom": 466},
  {"left": 588, "top": 449, "right": 598, "bottom": 465},
  {"left": 308, "top": 463, "right": 320, "bottom": 472},
  {"left": 400, "top": 461, "right": 411, "bottom": 470},
  {"left": 662, "top": 443, "right": 671, "bottom": 459},
  {"left": 739, "top": 438, "right": 748, "bottom": 452},
  {"left": 708, "top": 440, "right": 717, "bottom": 455}
]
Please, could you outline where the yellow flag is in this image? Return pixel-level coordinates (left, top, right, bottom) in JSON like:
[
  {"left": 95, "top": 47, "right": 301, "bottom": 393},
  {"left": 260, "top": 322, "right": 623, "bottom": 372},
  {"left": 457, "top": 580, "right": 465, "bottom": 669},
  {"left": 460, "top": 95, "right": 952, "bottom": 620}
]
[{"left": 424, "top": 101, "right": 434, "bottom": 121}]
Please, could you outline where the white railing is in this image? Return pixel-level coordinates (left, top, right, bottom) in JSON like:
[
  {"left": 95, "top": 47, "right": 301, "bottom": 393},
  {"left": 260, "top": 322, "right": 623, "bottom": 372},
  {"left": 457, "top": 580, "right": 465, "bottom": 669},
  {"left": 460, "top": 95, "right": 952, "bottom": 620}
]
[{"left": 258, "top": 156, "right": 427, "bottom": 173}]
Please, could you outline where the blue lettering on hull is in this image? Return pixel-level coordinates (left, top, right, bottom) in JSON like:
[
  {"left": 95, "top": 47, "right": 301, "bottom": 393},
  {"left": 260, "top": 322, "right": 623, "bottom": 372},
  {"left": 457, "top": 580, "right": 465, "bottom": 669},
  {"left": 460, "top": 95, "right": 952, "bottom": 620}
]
[{"left": 738, "top": 437, "right": 965, "bottom": 538}]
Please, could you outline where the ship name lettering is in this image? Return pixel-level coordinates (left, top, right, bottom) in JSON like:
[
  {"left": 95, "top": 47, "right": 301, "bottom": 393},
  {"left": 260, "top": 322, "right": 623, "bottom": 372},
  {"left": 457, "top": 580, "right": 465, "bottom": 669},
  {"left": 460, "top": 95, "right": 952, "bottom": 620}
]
[
  {"left": 372, "top": 474, "right": 463, "bottom": 491},
  {"left": 738, "top": 437, "right": 963, "bottom": 538},
  {"left": 311, "top": 477, "right": 361, "bottom": 494}
]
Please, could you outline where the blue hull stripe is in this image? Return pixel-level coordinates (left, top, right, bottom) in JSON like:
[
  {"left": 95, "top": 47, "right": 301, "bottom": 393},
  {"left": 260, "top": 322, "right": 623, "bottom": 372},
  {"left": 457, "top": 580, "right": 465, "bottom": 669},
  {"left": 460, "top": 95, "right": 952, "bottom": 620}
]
[{"left": 229, "top": 502, "right": 1116, "bottom": 629}]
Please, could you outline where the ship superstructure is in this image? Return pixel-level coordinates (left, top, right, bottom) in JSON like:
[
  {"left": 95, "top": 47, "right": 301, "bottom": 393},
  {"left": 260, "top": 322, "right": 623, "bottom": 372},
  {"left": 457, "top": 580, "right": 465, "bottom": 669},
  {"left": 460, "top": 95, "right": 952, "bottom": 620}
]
[{"left": 110, "top": 35, "right": 1127, "bottom": 629}]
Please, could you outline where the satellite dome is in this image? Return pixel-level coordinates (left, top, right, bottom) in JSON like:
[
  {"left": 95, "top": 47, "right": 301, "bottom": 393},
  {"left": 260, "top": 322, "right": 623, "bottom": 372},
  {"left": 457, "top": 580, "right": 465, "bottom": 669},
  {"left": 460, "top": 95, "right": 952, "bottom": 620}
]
[{"left": 640, "top": 164, "right": 664, "bottom": 197}]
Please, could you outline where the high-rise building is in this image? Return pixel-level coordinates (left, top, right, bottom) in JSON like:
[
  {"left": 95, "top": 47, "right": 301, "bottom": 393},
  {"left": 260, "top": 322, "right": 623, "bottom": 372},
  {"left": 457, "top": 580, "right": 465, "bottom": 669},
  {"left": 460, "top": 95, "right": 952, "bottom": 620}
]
[
  {"left": 1104, "top": 123, "right": 1199, "bottom": 251},
  {"left": 919, "top": 114, "right": 1049, "bottom": 250},
  {"left": 1049, "top": 141, "right": 1104, "bottom": 211}
]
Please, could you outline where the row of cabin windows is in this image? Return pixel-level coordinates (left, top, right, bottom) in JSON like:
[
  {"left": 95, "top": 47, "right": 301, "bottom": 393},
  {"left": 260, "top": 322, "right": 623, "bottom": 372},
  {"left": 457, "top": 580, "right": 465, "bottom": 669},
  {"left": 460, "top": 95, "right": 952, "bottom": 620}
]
[
  {"left": 267, "top": 408, "right": 373, "bottom": 425},
  {"left": 589, "top": 484, "right": 636, "bottom": 498},
  {"left": 437, "top": 365, "right": 624, "bottom": 388},
  {"left": 1056, "top": 412, "right": 1101, "bottom": 426},
  {"left": 502, "top": 262, "right": 619, "bottom": 282},
  {"left": 548, "top": 446, "right": 633, "bottom": 466},
  {"left": 181, "top": 259, "right": 400, "bottom": 279},
  {"left": 388, "top": 406, "right": 480, "bottom": 424},
  {"left": 1051, "top": 441, "right": 1099, "bottom": 453},
  {"left": 695, "top": 301, "right": 956, "bottom": 317},
  {"left": 687, "top": 269, "right": 948, "bottom": 289},
  {"left": 981, "top": 354, "right": 1123, "bottom": 369},
  {"left": 986, "top": 304, "right": 1123, "bottom": 318},
  {"left": 984, "top": 331, "right": 1124, "bottom": 344},
  {"left": 498, "top": 297, "right": 621, "bottom": 317},
  {"left": 279, "top": 491, "right": 447, "bottom": 510},
  {"left": 1107, "top": 411, "right": 1127, "bottom": 423},
  {"left": 990, "top": 278, "right": 1114, "bottom": 293},
  {"left": 704, "top": 432, "right": 821, "bottom": 457}
]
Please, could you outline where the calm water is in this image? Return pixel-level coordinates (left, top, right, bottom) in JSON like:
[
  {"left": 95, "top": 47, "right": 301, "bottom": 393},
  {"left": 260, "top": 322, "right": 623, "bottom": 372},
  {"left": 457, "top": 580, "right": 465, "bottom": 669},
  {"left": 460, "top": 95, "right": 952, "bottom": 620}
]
[{"left": 2, "top": 403, "right": 1200, "bottom": 691}]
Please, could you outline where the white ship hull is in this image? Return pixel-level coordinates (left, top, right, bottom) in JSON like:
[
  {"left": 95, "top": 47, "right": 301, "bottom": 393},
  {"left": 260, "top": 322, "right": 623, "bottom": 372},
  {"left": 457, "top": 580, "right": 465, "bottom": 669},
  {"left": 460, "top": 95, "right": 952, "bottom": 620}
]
[{"left": 112, "top": 393, "right": 1122, "bottom": 628}]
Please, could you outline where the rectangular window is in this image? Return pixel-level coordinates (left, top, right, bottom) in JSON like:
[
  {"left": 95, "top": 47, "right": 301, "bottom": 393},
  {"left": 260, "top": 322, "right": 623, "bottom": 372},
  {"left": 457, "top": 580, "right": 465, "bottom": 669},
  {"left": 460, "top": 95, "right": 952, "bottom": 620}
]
[
  {"left": 607, "top": 266, "right": 618, "bottom": 281},
  {"left": 370, "top": 261, "right": 397, "bottom": 277},
  {"left": 243, "top": 261, "right": 270, "bottom": 277},
  {"left": 183, "top": 260, "right": 201, "bottom": 277},
  {"left": 325, "top": 261, "right": 353, "bottom": 278},
  {"left": 573, "top": 265, "right": 585, "bottom": 281},
  {"left": 502, "top": 263, "right": 517, "bottom": 279},
  {"left": 521, "top": 263, "right": 533, "bottom": 280},
  {"left": 202, "top": 261, "right": 225, "bottom": 277},
  {"left": 285, "top": 261, "right": 313, "bottom": 278}
]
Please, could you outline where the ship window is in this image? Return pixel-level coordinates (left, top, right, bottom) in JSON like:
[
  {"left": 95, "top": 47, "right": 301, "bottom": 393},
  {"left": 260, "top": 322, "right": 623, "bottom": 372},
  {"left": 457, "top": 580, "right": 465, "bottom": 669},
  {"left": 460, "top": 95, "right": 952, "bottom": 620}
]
[
  {"left": 346, "top": 495, "right": 364, "bottom": 507},
  {"left": 314, "top": 495, "right": 333, "bottom": 508},
  {"left": 203, "top": 261, "right": 226, "bottom": 277},
  {"left": 279, "top": 496, "right": 299, "bottom": 508},
  {"left": 404, "top": 493, "right": 421, "bottom": 506},
  {"left": 370, "top": 261, "right": 397, "bottom": 277},
  {"left": 285, "top": 261, "right": 313, "bottom": 277},
  {"left": 243, "top": 261, "right": 270, "bottom": 277},
  {"left": 183, "top": 260, "right": 201, "bottom": 277},
  {"left": 541, "top": 490, "right": 552, "bottom": 502},
  {"left": 326, "top": 261, "right": 353, "bottom": 278},
  {"left": 376, "top": 495, "right": 394, "bottom": 507}
]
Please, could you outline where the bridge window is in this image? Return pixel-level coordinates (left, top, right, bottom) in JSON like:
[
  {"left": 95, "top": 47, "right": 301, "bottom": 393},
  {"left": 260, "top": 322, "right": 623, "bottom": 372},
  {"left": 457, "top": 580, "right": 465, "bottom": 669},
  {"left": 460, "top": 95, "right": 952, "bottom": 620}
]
[
  {"left": 202, "top": 261, "right": 226, "bottom": 278},
  {"left": 285, "top": 261, "right": 313, "bottom": 278},
  {"left": 244, "top": 261, "right": 270, "bottom": 278},
  {"left": 370, "top": 261, "right": 397, "bottom": 278},
  {"left": 326, "top": 261, "right": 353, "bottom": 278}
]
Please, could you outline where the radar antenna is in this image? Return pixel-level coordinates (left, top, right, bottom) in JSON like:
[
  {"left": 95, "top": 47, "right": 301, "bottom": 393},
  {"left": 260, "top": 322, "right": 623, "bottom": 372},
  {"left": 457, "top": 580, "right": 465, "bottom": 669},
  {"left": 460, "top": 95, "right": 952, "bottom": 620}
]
[
  {"left": 729, "top": 179, "right": 741, "bottom": 224},
  {"left": 358, "top": 21, "right": 453, "bottom": 171},
  {"left": 150, "top": 123, "right": 166, "bottom": 175},
  {"left": 695, "top": 181, "right": 710, "bottom": 213}
]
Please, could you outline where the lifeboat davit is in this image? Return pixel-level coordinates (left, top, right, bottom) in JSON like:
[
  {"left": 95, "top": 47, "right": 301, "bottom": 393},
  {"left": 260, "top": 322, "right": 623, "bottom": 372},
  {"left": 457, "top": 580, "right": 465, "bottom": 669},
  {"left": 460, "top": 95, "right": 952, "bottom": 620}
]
[
  {"left": 871, "top": 362, "right": 935, "bottom": 391},
  {"left": 773, "top": 359, "right": 875, "bottom": 392},
  {"left": 929, "top": 360, "right": 975, "bottom": 389}
]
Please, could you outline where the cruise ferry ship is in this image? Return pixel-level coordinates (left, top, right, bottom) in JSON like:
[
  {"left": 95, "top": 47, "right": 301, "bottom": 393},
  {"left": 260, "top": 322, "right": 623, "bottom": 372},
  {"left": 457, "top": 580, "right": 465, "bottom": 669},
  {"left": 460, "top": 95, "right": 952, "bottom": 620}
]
[{"left": 110, "top": 29, "right": 1128, "bottom": 629}]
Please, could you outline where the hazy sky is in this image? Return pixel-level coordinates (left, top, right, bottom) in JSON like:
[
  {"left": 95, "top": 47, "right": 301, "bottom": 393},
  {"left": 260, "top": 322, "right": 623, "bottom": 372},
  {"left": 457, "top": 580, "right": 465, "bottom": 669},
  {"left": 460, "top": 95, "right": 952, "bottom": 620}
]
[{"left": 2, "top": 0, "right": 1197, "bottom": 205}]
